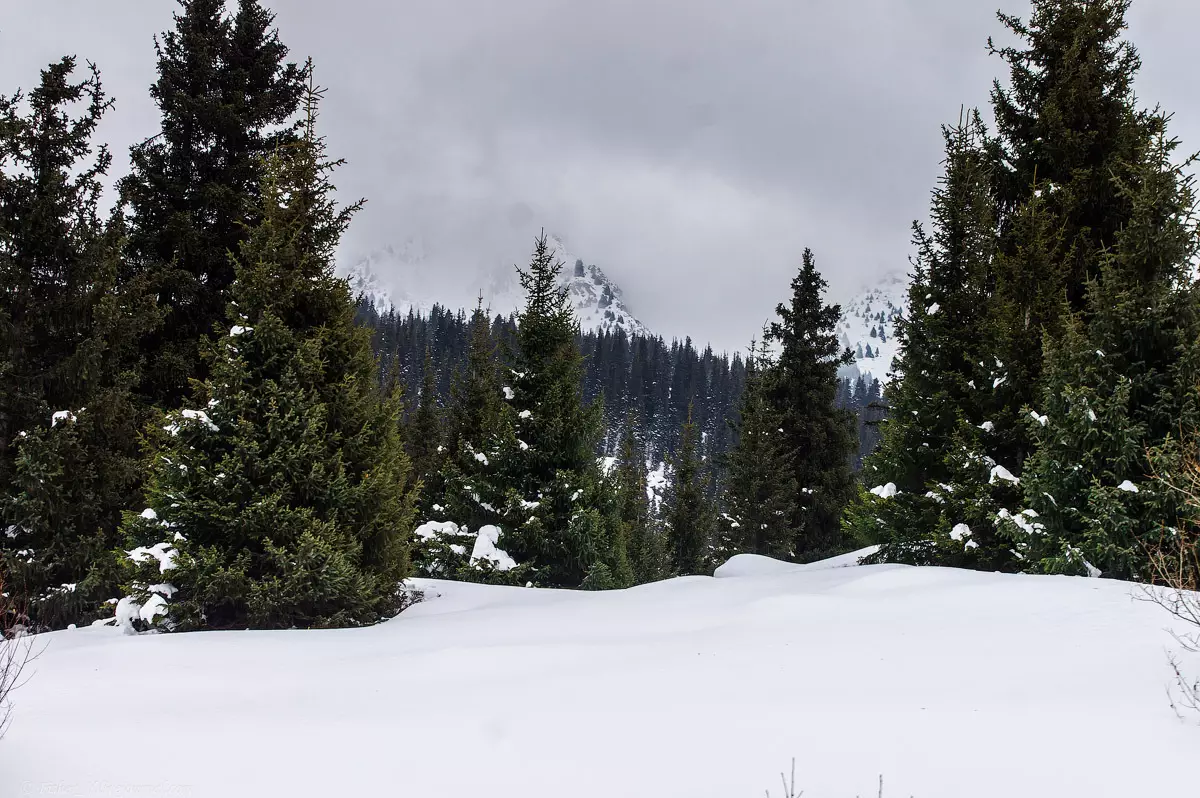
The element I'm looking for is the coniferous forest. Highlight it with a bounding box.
[2,0,1197,628]
[5,0,1200,793]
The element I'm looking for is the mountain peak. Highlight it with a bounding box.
[836,270,908,385]
[339,234,649,337]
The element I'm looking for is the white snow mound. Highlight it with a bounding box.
[4,557,1196,798]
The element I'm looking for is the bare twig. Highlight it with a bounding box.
[1,569,42,740]
[1141,432,1200,720]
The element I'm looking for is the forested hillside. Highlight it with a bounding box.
[354,300,887,476]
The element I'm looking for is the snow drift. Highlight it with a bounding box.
[2,552,1196,797]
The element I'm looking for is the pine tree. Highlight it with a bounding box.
[413,300,519,583]
[766,250,858,562]
[407,346,444,512]
[666,406,715,576]
[718,338,797,561]
[0,58,159,629]
[444,298,503,455]
[120,0,305,407]
[612,420,659,585]
[492,233,606,587]
[988,0,1157,310]
[122,75,414,630]
[1003,127,1200,579]
[848,113,1015,568]
[986,0,1160,474]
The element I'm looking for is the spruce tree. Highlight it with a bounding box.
[492,233,607,587]
[847,113,1014,567]
[122,77,414,630]
[121,0,305,407]
[414,301,522,584]
[0,59,159,629]
[1003,128,1200,579]
[665,406,715,576]
[612,420,658,585]
[988,0,1157,310]
[986,0,1160,476]
[766,250,858,562]
[407,346,444,514]
[718,338,797,562]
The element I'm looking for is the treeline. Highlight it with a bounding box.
[848,0,1200,580]
[355,300,887,475]
[399,242,862,587]
[0,0,865,631]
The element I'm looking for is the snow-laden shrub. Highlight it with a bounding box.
[411,520,526,585]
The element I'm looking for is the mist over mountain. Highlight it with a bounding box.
[342,237,907,377]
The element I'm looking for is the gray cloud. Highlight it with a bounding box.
[4,0,1199,352]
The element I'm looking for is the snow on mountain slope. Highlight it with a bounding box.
[341,234,648,337]
[836,271,907,385]
[5,558,1196,798]
[343,237,436,317]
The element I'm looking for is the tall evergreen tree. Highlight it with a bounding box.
[986,0,1160,475]
[612,419,661,584]
[492,233,606,587]
[718,338,797,562]
[988,0,1157,310]
[665,406,715,576]
[122,77,414,630]
[121,0,305,407]
[406,346,444,513]
[0,58,159,629]
[1004,128,1200,579]
[766,250,858,561]
[848,114,1013,567]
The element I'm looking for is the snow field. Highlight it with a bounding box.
[2,551,1196,797]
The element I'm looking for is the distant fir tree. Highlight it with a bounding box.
[0,58,160,629]
[766,250,858,562]
[717,337,797,562]
[123,76,414,630]
[411,299,526,584]
[406,346,444,513]
[120,0,305,407]
[610,419,660,585]
[665,406,715,575]
[848,114,1013,568]
[1004,128,1200,579]
[493,233,608,588]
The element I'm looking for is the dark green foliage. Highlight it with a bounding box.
[120,0,305,407]
[1008,129,1200,579]
[123,80,414,630]
[0,58,159,629]
[426,302,514,553]
[492,233,607,587]
[665,407,716,576]
[988,0,1158,311]
[612,421,664,584]
[766,250,858,561]
[986,0,1160,473]
[407,346,444,515]
[850,114,1016,569]
[718,338,797,561]
[851,1,1193,578]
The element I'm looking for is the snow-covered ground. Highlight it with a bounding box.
[3,552,1197,797]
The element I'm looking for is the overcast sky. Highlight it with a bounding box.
[4,1,1199,352]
